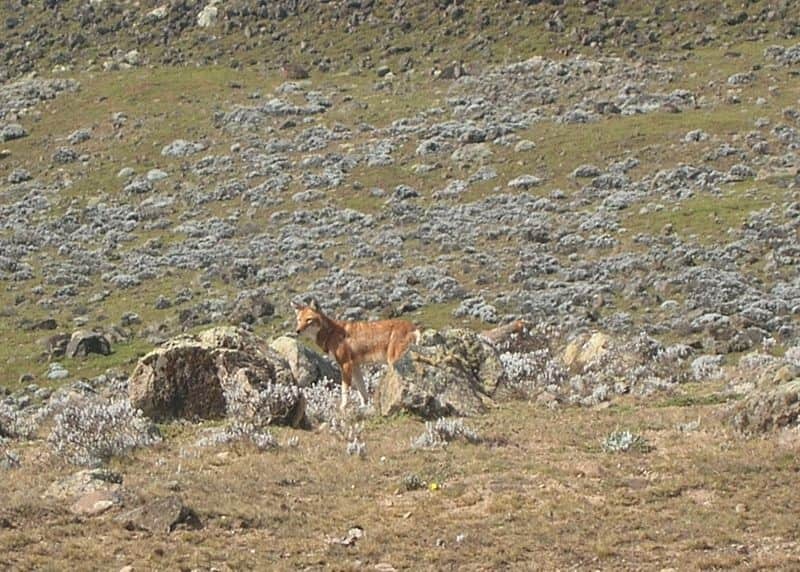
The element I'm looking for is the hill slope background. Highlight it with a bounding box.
[1,1,800,570]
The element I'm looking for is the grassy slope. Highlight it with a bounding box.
[2,397,800,570]
[3,35,797,385]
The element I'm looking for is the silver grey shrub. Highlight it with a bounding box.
[601,429,651,453]
[500,349,569,398]
[402,473,424,491]
[224,381,303,427]
[0,437,21,470]
[411,418,482,449]
[303,368,384,425]
[345,422,366,458]
[195,419,277,451]
[691,355,725,382]
[301,377,342,424]
[0,401,37,439]
[47,397,161,466]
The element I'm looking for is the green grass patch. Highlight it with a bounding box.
[656,393,738,408]
[622,180,787,242]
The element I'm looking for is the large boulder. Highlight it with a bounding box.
[229,289,275,325]
[269,335,340,387]
[66,331,112,358]
[728,379,800,435]
[375,329,506,418]
[562,332,611,374]
[128,327,300,424]
[116,495,202,533]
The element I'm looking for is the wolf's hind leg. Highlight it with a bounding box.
[352,366,369,406]
[340,362,352,411]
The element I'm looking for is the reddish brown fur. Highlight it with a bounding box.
[293,300,419,408]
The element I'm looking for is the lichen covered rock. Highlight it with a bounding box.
[128,327,300,425]
[375,328,506,418]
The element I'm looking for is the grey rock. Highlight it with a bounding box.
[507,175,542,190]
[684,129,709,142]
[116,495,201,533]
[392,185,419,200]
[146,169,169,182]
[67,128,91,145]
[161,139,206,157]
[269,335,340,388]
[571,164,601,178]
[43,468,123,503]
[66,331,112,358]
[727,163,755,181]
[47,363,69,380]
[128,327,299,424]
[123,178,153,194]
[450,143,492,166]
[729,379,800,434]
[375,329,506,418]
[154,295,172,310]
[229,289,275,325]
[727,72,755,85]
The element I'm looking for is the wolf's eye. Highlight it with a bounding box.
[306,318,313,324]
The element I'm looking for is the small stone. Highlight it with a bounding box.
[146,169,168,182]
[116,495,202,533]
[161,139,205,157]
[47,363,69,380]
[507,174,542,189]
[67,128,91,145]
[121,312,141,327]
[124,178,153,194]
[154,295,172,310]
[197,3,218,28]
[123,50,141,66]
[514,140,536,152]
[71,489,120,516]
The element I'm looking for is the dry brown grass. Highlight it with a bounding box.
[2,396,800,571]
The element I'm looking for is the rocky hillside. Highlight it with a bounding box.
[2,0,799,80]
[1,2,800,569]
[1,2,799,382]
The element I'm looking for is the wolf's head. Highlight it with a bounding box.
[292,299,323,339]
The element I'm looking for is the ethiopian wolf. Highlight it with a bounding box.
[292,299,420,410]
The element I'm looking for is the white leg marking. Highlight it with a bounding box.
[340,381,349,410]
[353,366,368,406]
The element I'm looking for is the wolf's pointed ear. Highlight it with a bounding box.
[291,300,305,312]
[308,298,320,311]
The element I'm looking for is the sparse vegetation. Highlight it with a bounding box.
[46,397,161,467]
[411,418,482,449]
[601,429,652,454]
